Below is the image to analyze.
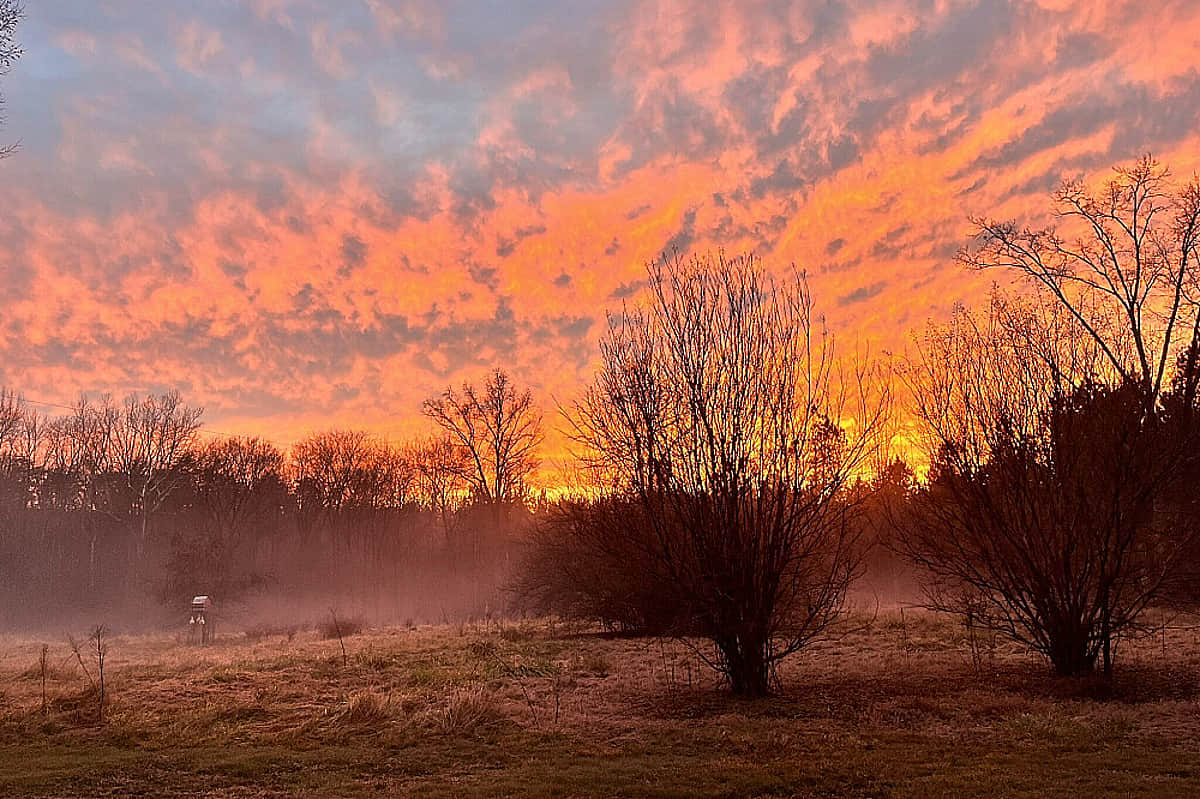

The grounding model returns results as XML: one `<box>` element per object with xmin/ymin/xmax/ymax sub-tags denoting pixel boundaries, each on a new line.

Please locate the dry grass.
<box><xmin>242</xmin><ymin>623</ymin><xmax>300</xmax><ymax>643</ymax></box>
<box><xmin>0</xmin><ymin>610</ymin><xmax>1199</xmax><ymax>796</ymax></box>
<box><xmin>437</xmin><ymin>684</ymin><xmax>505</xmax><ymax>734</ymax></box>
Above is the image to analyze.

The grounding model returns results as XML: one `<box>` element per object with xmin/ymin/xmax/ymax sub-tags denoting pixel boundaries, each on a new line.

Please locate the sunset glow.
<box><xmin>4</xmin><ymin>1</ymin><xmax>1200</xmax><ymax>462</ymax></box>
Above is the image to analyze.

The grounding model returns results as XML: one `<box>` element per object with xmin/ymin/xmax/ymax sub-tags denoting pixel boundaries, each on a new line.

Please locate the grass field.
<box><xmin>2</xmin><ymin>609</ymin><xmax>1200</xmax><ymax>797</ymax></box>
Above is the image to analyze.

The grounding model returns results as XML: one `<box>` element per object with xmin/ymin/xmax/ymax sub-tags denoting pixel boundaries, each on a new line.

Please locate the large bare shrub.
<box><xmin>900</xmin><ymin>156</ymin><xmax>1200</xmax><ymax>678</ymax></box>
<box><xmin>899</xmin><ymin>294</ymin><xmax>1193</xmax><ymax>677</ymax></box>
<box><xmin>564</xmin><ymin>251</ymin><xmax>887</xmax><ymax>696</ymax></box>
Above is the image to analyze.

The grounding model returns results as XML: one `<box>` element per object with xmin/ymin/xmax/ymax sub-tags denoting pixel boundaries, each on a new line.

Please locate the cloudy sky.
<box><xmin>2</xmin><ymin>0</ymin><xmax>1198</xmax><ymax>454</ymax></box>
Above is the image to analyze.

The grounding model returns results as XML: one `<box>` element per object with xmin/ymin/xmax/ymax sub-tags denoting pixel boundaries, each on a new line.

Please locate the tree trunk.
<box><xmin>1101</xmin><ymin>609</ymin><xmax>1113</xmax><ymax>678</ymax></box>
<box><xmin>1048</xmin><ymin>624</ymin><xmax>1096</xmax><ymax>677</ymax></box>
<box><xmin>718</xmin><ymin>633</ymin><xmax>772</xmax><ymax>697</ymax></box>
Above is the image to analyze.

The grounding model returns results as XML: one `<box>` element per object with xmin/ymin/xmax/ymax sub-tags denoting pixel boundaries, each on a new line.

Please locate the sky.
<box><xmin>1</xmin><ymin>0</ymin><xmax>1199</xmax><ymax>462</ymax></box>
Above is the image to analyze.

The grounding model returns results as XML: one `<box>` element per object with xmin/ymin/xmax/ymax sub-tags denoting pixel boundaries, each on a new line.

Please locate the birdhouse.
<box><xmin>189</xmin><ymin>595</ymin><xmax>213</xmax><ymax>644</ymax></box>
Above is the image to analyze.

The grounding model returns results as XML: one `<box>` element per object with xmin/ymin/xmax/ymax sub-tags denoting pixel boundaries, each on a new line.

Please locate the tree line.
<box><xmin>0</xmin><ymin>371</ymin><xmax>544</xmax><ymax>627</ymax></box>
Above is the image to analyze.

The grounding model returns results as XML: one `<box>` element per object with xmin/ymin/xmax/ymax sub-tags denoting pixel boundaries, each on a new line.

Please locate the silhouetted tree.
<box><xmin>1158</xmin><ymin>345</ymin><xmax>1200</xmax><ymax>605</ymax></box>
<box><xmin>855</xmin><ymin>457</ymin><xmax>918</xmax><ymax>598</ymax></box>
<box><xmin>0</xmin><ymin>381</ymin><xmax>540</xmax><ymax>624</ymax></box>
<box><xmin>46</xmin><ymin>396</ymin><xmax>123</xmax><ymax>592</ymax></box>
<box><xmin>0</xmin><ymin>391</ymin><xmax>44</xmax><ymax>614</ymax></box>
<box><xmin>565</xmin><ymin>251</ymin><xmax>887</xmax><ymax>696</ymax></box>
<box><xmin>961</xmin><ymin>154</ymin><xmax>1200</xmax><ymax>412</ymax></box>
<box><xmin>408</xmin><ymin>434</ymin><xmax>468</xmax><ymax>544</ymax></box>
<box><xmin>289</xmin><ymin>429</ymin><xmax>418</xmax><ymax>582</ymax></box>
<box><xmin>422</xmin><ymin>369</ymin><xmax>543</xmax><ymax>506</ymax></box>
<box><xmin>291</xmin><ymin>429</ymin><xmax>378</xmax><ymax>546</ymax></box>
<box><xmin>0</xmin><ymin>390</ymin><xmax>206</xmax><ymax>618</ymax></box>
<box><xmin>164</xmin><ymin>436</ymin><xmax>288</xmax><ymax>599</ymax></box>
<box><xmin>931</xmin><ymin>155</ymin><xmax>1200</xmax><ymax>674</ymax></box>
<box><xmin>109</xmin><ymin>391</ymin><xmax>204</xmax><ymax>561</ymax></box>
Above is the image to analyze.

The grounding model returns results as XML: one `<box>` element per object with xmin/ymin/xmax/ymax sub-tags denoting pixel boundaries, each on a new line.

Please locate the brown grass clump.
<box><xmin>436</xmin><ymin>685</ymin><xmax>505</xmax><ymax>734</ymax></box>
<box><xmin>576</xmin><ymin>651</ymin><xmax>610</xmax><ymax>677</ymax></box>
<box><xmin>467</xmin><ymin>638</ymin><xmax>499</xmax><ymax>660</ymax></box>
<box><xmin>498</xmin><ymin>622</ymin><xmax>537</xmax><ymax>642</ymax></box>
<box><xmin>332</xmin><ymin>691</ymin><xmax>397</xmax><ymax>729</ymax></box>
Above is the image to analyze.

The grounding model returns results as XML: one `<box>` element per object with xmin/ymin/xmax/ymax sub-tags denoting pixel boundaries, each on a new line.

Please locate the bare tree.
<box><xmin>43</xmin><ymin>397</ymin><xmax>121</xmax><ymax>591</ymax></box>
<box><xmin>0</xmin><ymin>390</ymin><xmax>41</xmax><ymax>607</ymax></box>
<box><xmin>0</xmin><ymin>388</ymin><xmax>42</xmax><ymax>494</ymax></box>
<box><xmin>408</xmin><ymin>434</ymin><xmax>468</xmax><ymax>542</ymax></box>
<box><xmin>565</xmin><ymin>251</ymin><xmax>887</xmax><ymax>696</ymax></box>
<box><xmin>898</xmin><ymin>295</ymin><xmax>1191</xmax><ymax>677</ymax></box>
<box><xmin>0</xmin><ymin>1</ymin><xmax>21</xmax><ymax>159</ymax></box>
<box><xmin>68</xmin><ymin>624</ymin><xmax>108</xmax><ymax>723</ymax></box>
<box><xmin>193</xmin><ymin>437</ymin><xmax>286</xmax><ymax>541</ymax></box>
<box><xmin>175</xmin><ymin>436</ymin><xmax>288</xmax><ymax>596</ymax></box>
<box><xmin>960</xmin><ymin>155</ymin><xmax>1200</xmax><ymax>412</ymax></box>
<box><xmin>47</xmin><ymin>396</ymin><xmax>118</xmax><ymax>487</ymax></box>
<box><xmin>422</xmin><ymin>369</ymin><xmax>543</xmax><ymax>506</ymax></box>
<box><xmin>919</xmin><ymin>156</ymin><xmax>1200</xmax><ymax>677</ymax></box>
<box><xmin>293</xmin><ymin>430</ymin><xmax>368</xmax><ymax>497</ymax></box>
<box><xmin>291</xmin><ymin>429</ymin><xmax>378</xmax><ymax>543</ymax></box>
<box><xmin>109</xmin><ymin>391</ymin><xmax>204</xmax><ymax>560</ymax></box>
<box><xmin>0</xmin><ymin>388</ymin><xmax>24</xmax><ymax>446</ymax></box>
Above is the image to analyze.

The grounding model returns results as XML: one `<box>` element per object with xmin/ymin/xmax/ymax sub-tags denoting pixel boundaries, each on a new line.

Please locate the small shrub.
<box><xmin>512</xmin><ymin>497</ymin><xmax>693</xmax><ymax>636</ymax></box>
<box><xmin>318</xmin><ymin>614</ymin><xmax>365</xmax><ymax>640</ymax></box>
<box><xmin>468</xmin><ymin>639</ymin><xmax>499</xmax><ymax>660</ymax></box>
